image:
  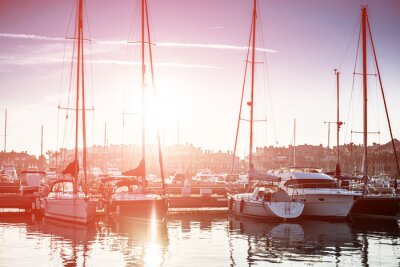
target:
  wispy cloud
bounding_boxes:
[208,26,225,30]
[98,40,276,53]
[0,32,277,53]
[0,55,221,69]
[0,33,65,42]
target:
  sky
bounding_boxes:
[0,0,399,157]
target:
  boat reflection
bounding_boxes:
[228,214,400,266]
[41,217,98,266]
[228,215,357,265]
[108,216,169,266]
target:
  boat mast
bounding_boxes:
[335,69,343,175]
[72,0,86,193]
[293,119,296,167]
[366,7,400,186]
[248,0,257,187]
[362,6,368,184]
[3,109,6,152]
[141,0,147,186]
[144,0,166,190]
[41,125,44,170]
[81,0,88,194]
[73,0,83,194]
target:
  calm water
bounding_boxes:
[0,210,399,266]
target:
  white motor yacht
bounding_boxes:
[273,167,361,218]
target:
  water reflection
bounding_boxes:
[108,217,168,266]
[0,211,399,266]
[41,217,97,266]
[228,215,400,266]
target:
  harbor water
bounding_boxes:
[0,210,399,266]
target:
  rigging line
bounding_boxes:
[58,0,76,109]
[374,67,380,134]
[231,10,254,174]
[58,0,76,163]
[62,0,80,166]
[84,0,95,119]
[257,4,278,147]
[147,0,157,47]
[255,7,269,146]
[344,22,362,145]
[122,0,139,116]
[338,14,361,70]
[367,16,400,178]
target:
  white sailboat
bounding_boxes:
[104,0,168,222]
[227,0,304,220]
[349,6,400,219]
[43,0,96,224]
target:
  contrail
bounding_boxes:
[0,55,221,69]
[0,33,276,53]
[0,33,65,42]
[98,40,276,53]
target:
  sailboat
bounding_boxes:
[349,6,400,219]
[227,0,304,220]
[43,0,97,224]
[103,0,168,222]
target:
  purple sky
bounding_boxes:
[0,0,399,157]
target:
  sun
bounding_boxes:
[145,83,181,140]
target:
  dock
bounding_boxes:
[0,183,20,194]
[0,184,246,212]
[168,195,227,209]
[0,194,37,211]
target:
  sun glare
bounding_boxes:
[145,84,181,138]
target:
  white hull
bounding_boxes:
[274,169,360,218]
[291,191,357,217]
[229,194,304,219]
[44,198,97,224]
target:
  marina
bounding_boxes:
[1,0,400,265]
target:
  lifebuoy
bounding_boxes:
[240,199,245,213]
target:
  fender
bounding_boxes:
[240,199,245,213]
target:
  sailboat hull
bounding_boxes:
[44,198,97,224]
[350,195,399,219]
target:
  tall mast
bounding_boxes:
[103,123,107,172]
[366,6,400,185]
[293,119,296,167]
[81,2,88,193]
[75,0,82,168]
[144,0,166,190]
[3,109,6,152]
[41,125,43,169]
[72,0,84,193]
[335,69,343,175]
[141,0,146,185]
[335,70,339,163]
[362,6,368,181]
[248,0,257,181]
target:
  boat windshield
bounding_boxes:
[285,179,338,189]
[53,181,74,193]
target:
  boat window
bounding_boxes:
[53,181,74,192]
[285,179,337,189]
[63,182,74,192]
[115,186,129,193]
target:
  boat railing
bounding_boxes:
[287,183,359,195]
